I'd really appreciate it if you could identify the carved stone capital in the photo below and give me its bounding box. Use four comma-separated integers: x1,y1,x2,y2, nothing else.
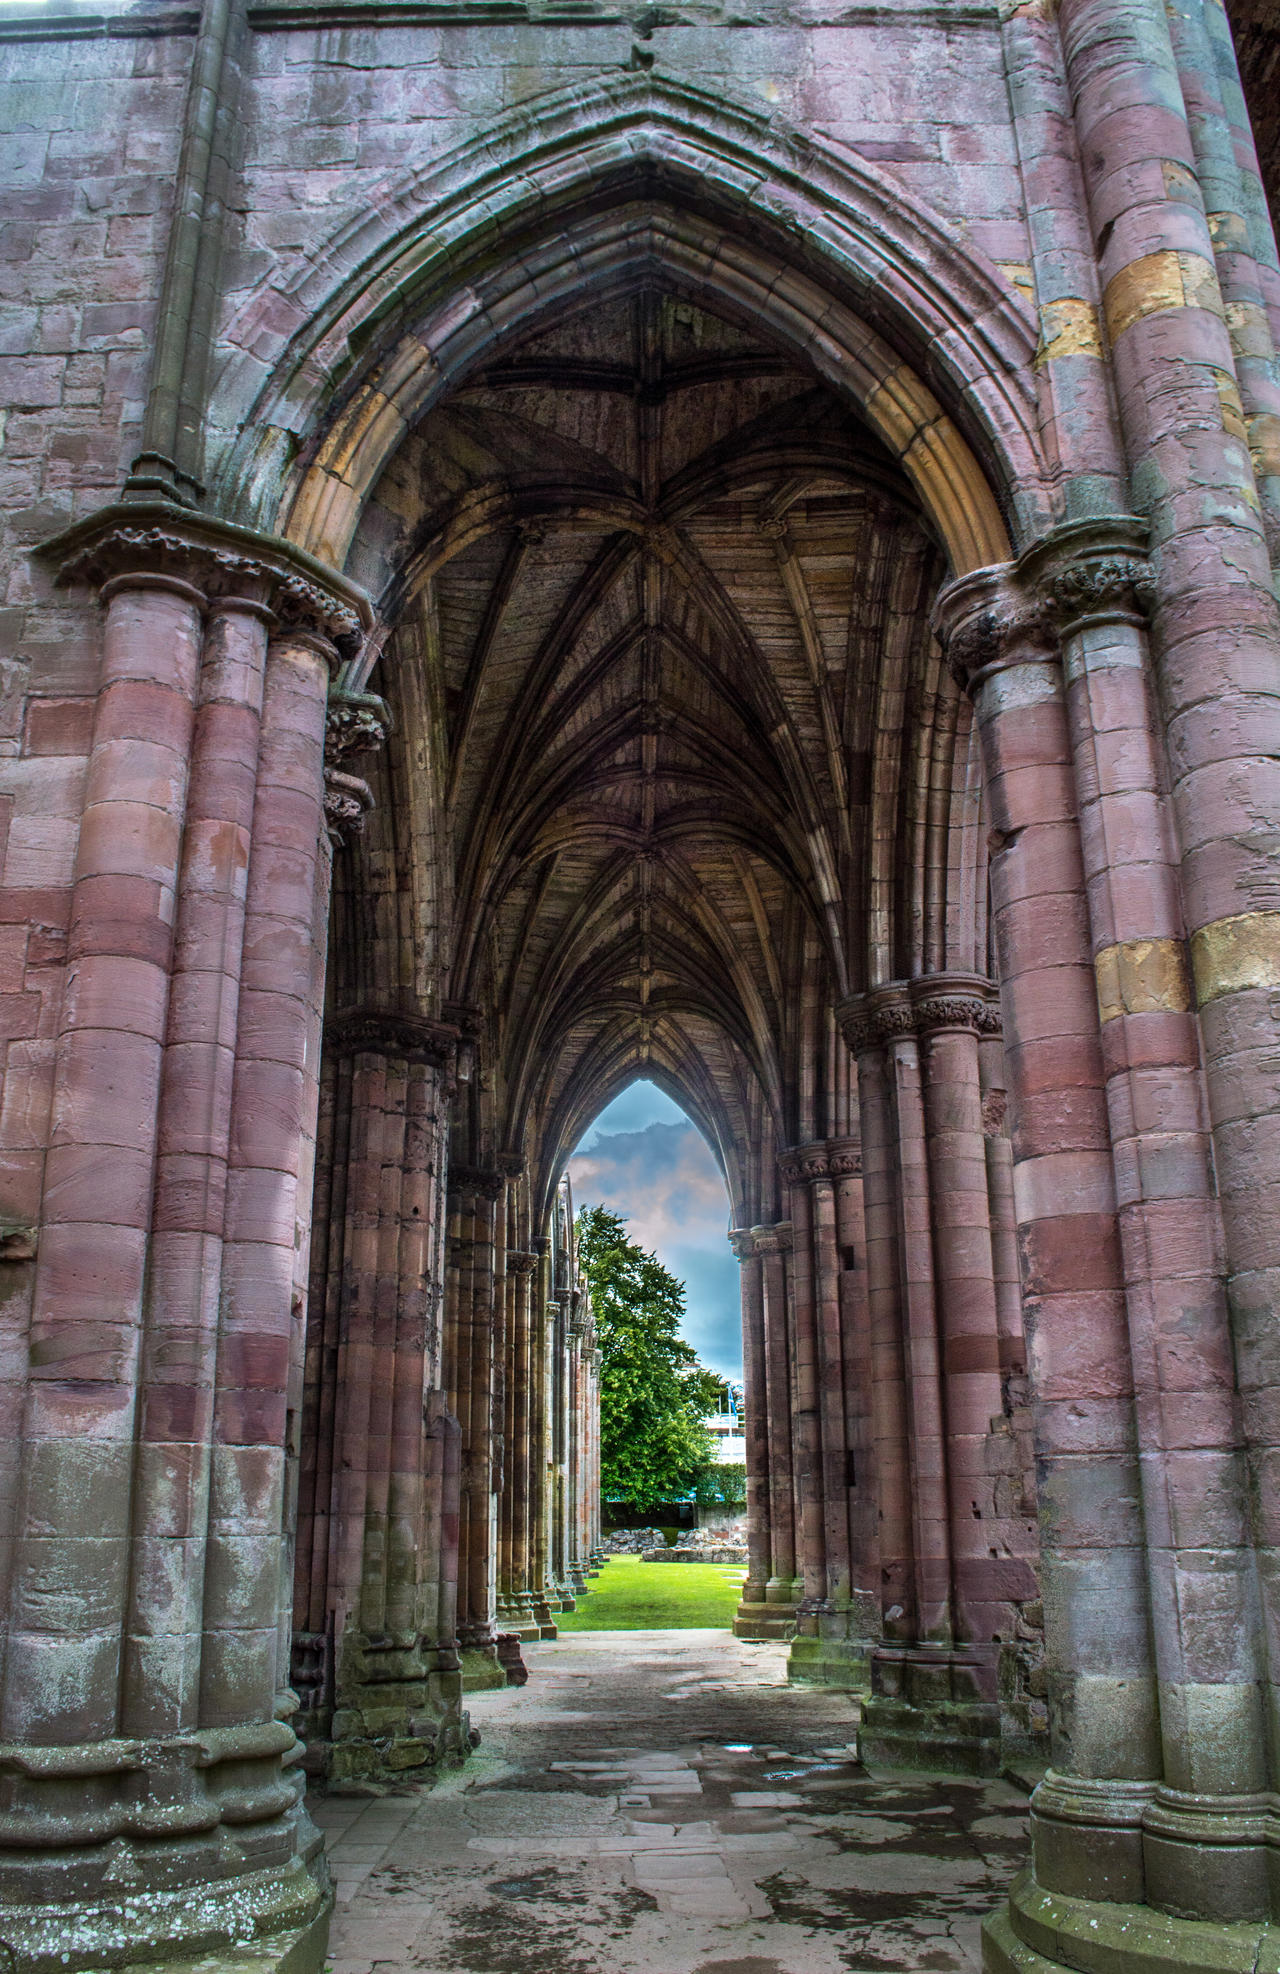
327,1006,460,1076
39,500,371,655
841,979,999,1049
1021,515,1154,637
496,1151,526,1181
825,1135,862,1177
933,516,1153,693
750,1220,794,1255
779,1142,834,1185
728,1227,757,1261
448,1165,505,1204
932,564,1053,693
507,1249,539,1276
909,971,1000,1037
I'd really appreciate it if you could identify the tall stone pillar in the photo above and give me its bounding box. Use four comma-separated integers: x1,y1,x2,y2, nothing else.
444,1167,506,1691
3,511,373,1972
933,566,1163,1958
501,1248,541,1637
292,1009,468,1785
730,1228,773,1631
853,1030,916,1652
547,1288,576,1611
837,983,1037,1770
758,1222,799,1614
940,544,1280,1961
781,1143,879,1688
527,1236,557,1637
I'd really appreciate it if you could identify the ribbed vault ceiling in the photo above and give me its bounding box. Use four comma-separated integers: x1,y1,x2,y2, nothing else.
345,289,973,1221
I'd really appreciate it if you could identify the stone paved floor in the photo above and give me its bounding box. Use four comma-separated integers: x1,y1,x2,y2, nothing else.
315,1631,1030,1974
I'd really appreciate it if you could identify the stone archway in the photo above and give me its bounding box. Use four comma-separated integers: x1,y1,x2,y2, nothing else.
7,19,1280,1970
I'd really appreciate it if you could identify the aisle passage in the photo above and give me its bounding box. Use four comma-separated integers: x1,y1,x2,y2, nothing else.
318,1635,1029,1974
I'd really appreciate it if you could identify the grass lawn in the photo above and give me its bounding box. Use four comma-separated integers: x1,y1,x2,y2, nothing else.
556,1555,746,1630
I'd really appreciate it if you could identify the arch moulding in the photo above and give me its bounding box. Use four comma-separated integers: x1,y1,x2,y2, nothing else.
209,72,1051,597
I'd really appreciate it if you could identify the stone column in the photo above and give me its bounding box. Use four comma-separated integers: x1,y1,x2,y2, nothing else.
1,513,371,1972
946,528,1278,1960
503,1248,540,1637
778,1149,827,1623
445,1167,506,1691
782,1142,879,1689
829,1135,879,1652
548,1289,576,1610
730,1228,773,1634
292,1010,465,1786
1054,11,1280,1900
528,1237,557,1637
851,1030,915,1650
911,976,1033,1651
757,1222,798,1612
935,573,1161,1917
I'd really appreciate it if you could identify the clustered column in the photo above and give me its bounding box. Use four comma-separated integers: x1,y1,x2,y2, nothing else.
292,1011,467,1786
938,510,1280,1964
0,521,371,1970
443,1166,507,1691
834,982,1040,1771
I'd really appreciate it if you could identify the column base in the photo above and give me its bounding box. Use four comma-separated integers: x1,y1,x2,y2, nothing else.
495,1634,529,1686
300,1632,473,1786
984,1868,1278,1974
458,1646,508,1692
859,1642,1003,1775
532,1595,558,1639
787,1634,873,1686
734,1598,798,1641
0,1801,330,1974
785,1594,879,1687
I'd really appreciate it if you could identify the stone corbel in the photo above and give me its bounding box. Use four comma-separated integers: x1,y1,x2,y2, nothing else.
324,687,391,844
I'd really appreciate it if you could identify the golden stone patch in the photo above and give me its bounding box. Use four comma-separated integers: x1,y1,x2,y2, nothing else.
1103,250,1226,345
1190,911,1280,1004
1035,296,1105,368
1094,937,1193,1024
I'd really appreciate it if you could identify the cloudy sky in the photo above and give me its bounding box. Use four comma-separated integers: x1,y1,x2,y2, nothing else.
567,1081,743,1381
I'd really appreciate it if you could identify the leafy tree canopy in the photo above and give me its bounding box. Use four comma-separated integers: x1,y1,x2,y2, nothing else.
575,1204,722,1512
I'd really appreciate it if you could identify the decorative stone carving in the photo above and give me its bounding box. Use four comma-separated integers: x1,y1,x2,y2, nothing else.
324,687,391,842
40,502,371,654
839,979,1001,1051
933,516,1155,689
778,1141,861,1183
507,1249,539,1275
326,1006,461,1075
448,1166,505,1203
750,1221,794,1255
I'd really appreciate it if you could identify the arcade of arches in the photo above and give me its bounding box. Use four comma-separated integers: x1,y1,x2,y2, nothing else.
7,2,1280,1971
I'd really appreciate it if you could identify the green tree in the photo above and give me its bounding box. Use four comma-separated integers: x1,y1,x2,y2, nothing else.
692,1461,747,1510
575,1204,721,1511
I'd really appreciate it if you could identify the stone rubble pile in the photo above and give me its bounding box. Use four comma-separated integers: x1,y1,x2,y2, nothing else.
601,1527,670,1554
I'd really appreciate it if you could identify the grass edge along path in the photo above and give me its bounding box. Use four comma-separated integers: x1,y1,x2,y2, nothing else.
557,1555,746,1630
